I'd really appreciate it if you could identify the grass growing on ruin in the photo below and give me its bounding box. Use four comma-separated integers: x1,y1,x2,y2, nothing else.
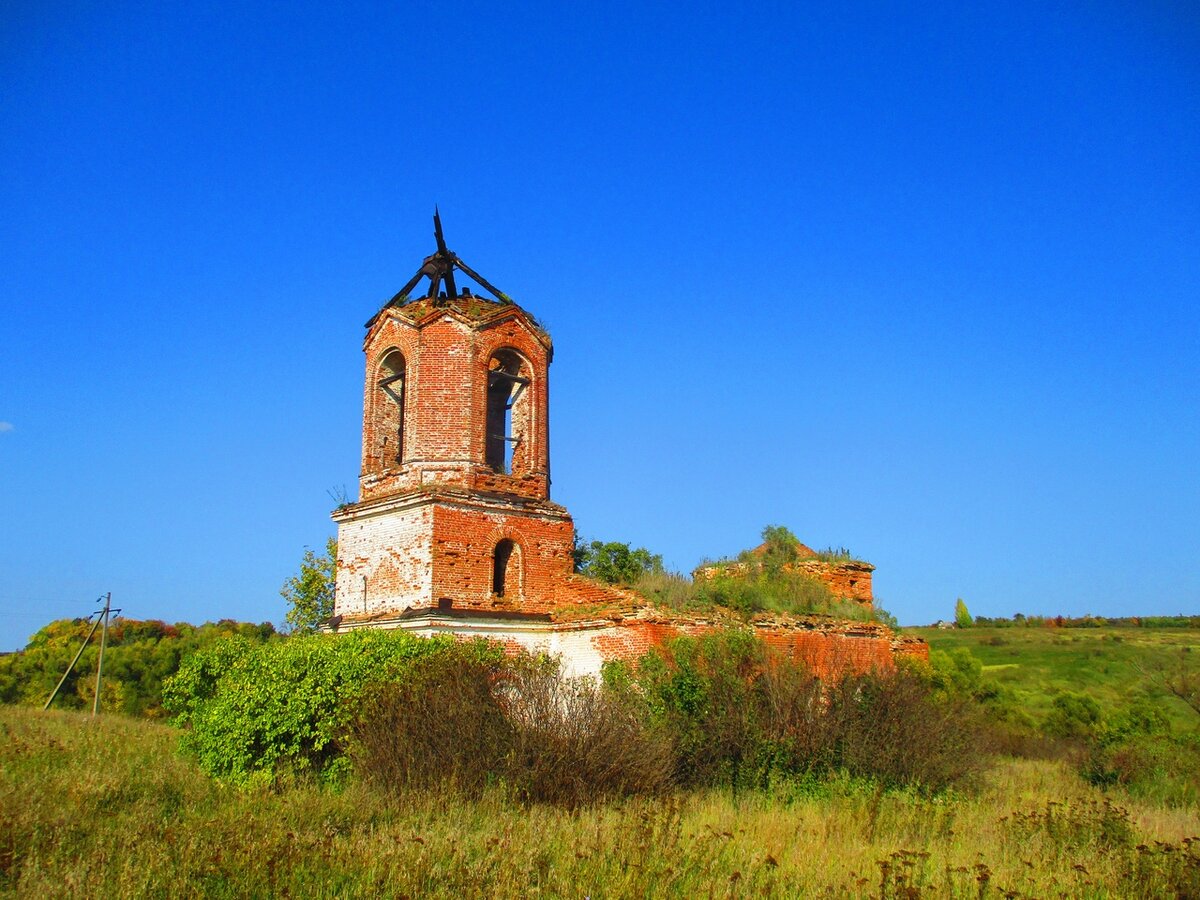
2,704,1198,898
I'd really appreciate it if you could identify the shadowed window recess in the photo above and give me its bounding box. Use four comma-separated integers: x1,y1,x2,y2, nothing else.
486,350,529,474
492,539,522,598
374,350,406,469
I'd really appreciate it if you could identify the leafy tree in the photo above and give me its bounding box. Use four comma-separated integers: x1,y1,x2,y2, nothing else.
954,597,973,628
574,538,664,585
282,537,337,633
757,524,801,574
928,646,984,697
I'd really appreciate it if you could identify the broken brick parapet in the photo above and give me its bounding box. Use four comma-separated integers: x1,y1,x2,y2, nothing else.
378,294,553,351
588,607,914,679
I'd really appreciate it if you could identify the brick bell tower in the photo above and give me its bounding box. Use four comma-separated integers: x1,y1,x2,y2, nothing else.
331,213,577,623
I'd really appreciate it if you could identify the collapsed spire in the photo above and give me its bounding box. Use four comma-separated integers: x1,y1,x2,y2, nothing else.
388,209,513,306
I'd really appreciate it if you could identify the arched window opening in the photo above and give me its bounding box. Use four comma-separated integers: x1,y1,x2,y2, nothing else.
376,351,405,467
492,539,521,597
486,350,529,474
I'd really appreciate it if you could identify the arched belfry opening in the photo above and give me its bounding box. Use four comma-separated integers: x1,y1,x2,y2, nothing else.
372,350,406,470
486,350,530,474
492,539,522,598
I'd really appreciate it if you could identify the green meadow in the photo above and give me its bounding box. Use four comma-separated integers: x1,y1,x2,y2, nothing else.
910,624,1200,732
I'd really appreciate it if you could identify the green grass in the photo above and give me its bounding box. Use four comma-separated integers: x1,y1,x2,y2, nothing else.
908,625,1200,731
2,705,1198,897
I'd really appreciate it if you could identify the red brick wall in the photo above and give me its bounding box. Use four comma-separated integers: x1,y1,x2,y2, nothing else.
429,502,575,613
358,299,552,504
589,618,901,679
793,560,874,606
694,558,875,607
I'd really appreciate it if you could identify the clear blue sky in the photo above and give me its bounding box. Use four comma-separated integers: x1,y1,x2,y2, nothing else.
2,2,1197,649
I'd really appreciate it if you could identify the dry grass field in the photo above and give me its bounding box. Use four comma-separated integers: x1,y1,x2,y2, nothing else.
2,704,1197,898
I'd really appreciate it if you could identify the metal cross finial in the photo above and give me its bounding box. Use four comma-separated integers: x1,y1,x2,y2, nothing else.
388,210,513,306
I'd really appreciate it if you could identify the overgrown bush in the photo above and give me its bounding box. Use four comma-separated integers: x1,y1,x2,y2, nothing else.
341,650,513,797
616,525,894,624
694,526,887,622
164,630,500,786
1043,692,1103,740
500,659,674,807
612,629,772,788
169,627,985,799
1078,702,1200,805
612,630,985,793
344,654,672,808
632,567,886,623
823,670,984,791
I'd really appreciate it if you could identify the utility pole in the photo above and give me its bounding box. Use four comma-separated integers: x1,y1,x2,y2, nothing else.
44,613,101,711
92,592,112,716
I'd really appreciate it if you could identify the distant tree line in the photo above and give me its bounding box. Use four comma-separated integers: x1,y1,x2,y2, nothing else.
0,618,277,717
966,613,1200,629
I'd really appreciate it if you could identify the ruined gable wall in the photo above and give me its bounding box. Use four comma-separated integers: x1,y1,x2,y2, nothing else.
694,558,875,607
793,560,874,606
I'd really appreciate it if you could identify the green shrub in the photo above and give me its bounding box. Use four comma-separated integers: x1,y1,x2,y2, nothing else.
928,647,983,697
164,631,500,786
620,629,771,789
1043,692,1103,740
1080,702,1200,803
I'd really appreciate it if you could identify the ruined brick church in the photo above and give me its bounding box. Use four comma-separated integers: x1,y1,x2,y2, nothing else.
328,217,925,676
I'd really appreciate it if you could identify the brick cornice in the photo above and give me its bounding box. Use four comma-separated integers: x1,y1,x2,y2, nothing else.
333,486,570,524
363,300,552,355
